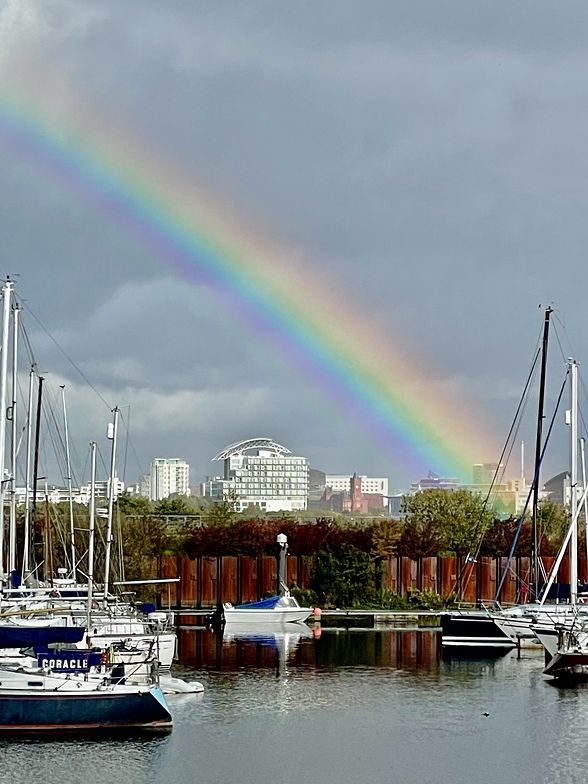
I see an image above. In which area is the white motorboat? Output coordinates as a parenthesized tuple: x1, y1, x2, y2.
(221, 594, 313, 625)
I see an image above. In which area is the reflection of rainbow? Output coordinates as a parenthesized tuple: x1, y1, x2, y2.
(0, 67, 500, 480)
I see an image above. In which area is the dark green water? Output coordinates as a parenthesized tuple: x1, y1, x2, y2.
(1, 628, 585, 784)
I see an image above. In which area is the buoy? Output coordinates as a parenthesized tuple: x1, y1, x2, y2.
(313, 607, 322, 617)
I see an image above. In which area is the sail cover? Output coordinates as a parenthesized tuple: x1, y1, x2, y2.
(235, 596, 282, 610)
(0, 626, 85, 648)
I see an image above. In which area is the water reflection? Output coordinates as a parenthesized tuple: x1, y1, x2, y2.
(177, 626, 443, 675)
(1, 629, 583, 784)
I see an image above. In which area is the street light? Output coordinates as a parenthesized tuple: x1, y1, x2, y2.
(276, 533, 288, 595)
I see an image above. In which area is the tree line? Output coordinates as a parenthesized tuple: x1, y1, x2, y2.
(20, 487, 571, 610)
(108, 487, 574, 563)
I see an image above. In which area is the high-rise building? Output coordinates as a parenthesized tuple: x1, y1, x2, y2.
(204, 437, 309, 512)
(472, 463, 505, 486)
(149, 458, 190, 502)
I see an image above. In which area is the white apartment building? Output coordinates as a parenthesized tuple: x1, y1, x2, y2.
(326, 474, 389, 497)
(204, 438, 309, 512)
(12, 478, 124, 506)
(149, 458, 190, 502)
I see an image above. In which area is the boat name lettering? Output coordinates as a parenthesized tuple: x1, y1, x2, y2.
(38, 656, 88, 670)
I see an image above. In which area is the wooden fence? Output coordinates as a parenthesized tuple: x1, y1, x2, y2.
(150, 554, 585, 609)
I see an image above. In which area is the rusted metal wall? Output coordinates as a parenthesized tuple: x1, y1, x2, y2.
(153, 554, 576, 608)
(420, 557, 437, 592)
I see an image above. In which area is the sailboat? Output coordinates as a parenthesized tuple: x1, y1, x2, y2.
(0, 653, 173, 733)
(0, 418, 174, 733)
(0, 282, 178, 676)
(441, 309, 579, 651)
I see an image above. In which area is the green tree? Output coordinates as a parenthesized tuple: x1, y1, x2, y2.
(311, 544, 375, 607)
(537, 497, 570, 556)
(369, 518, 403, 559)
(115, 492, 153, 516)
(401, 488, 495, 556)
(154, 496, 191, 515)
(204, 491, 239, 527)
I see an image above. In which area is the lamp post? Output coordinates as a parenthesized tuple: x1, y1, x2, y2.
(277, 533, 288, 596)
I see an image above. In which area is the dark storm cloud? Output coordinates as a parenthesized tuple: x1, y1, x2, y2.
(1, 0, 587, 486)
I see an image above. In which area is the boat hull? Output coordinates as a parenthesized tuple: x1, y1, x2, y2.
(0, 686, 172, 733)
(223, 608, 312, 625)
(441, 612, 516, 649)
(543, 649, 588, 678)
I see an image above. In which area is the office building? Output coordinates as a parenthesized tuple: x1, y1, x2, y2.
(204, 437, 309, 513)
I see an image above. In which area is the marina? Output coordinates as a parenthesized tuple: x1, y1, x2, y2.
(5, 626, 588, 784)
(1, 1, 588, 780)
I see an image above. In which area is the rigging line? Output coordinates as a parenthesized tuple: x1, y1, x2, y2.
(550, 318, 573, 370)
(40, 386, 69, 483)
(537, 501, 565, 558)
(18, 319, 38, 372)
(552, 311, 578, 362)
(577, 371, 588, 436)
(20, 301, 112, 410)
(118, 407, 145, 483)
(120, 405, 130, 485)
(467, 346, 542, 560)
(494, 371, 569, 604)
(96, 442, 109, 480)
(458, 351, 540, 600)
(454, 312, 543, 580)
(551, 316, 588, 439)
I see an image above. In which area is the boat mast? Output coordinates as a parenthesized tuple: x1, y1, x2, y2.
(22, 366, 35, 578)
(31, 375, 44, 580)
(531, 306, 552, 599)
(569, 359, 578, 606)
(0, 279, 13, 577)
(581, 438, 588, 569)
(8, 301, 19, 576)
(86, 441, 97, 631)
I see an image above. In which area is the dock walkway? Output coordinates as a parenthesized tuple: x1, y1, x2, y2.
(176, 609, 441, 629)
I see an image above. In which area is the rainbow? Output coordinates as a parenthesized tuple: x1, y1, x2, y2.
(0, 63, 501, 481)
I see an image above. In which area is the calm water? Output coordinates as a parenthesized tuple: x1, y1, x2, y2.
(2, 627, 587, 784)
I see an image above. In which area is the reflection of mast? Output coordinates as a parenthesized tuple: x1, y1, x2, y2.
(276, 632, 292, 679)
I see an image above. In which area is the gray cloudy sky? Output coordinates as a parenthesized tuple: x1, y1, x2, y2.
(0, 0, 587, 492)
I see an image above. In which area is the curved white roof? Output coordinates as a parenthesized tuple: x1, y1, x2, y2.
(213, 437, 292, 460)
